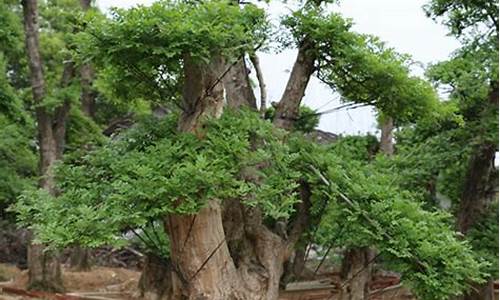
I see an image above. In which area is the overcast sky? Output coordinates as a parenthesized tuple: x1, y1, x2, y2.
(96, 0, 460, 135)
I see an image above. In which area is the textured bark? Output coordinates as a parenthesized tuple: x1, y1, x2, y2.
(165, 53, 298, 300)
(167, 55, 248, 299)
(223, 58, 257, 110)
(22, 0, 64, 291)
(379, 117, 394, 155)
(339, 247, 372, 300)
(68, 246, 91, 272)
(457, 142, 497, 234)
(273, 41, 316, 130)
(79, 0, 96, 118)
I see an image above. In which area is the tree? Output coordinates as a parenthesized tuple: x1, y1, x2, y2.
(12, 1, 489, 299)
(21, 0, 67, 291)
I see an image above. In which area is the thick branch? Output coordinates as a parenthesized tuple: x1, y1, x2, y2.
(249, 53, 267, 115)
(273, 40, 316, 130)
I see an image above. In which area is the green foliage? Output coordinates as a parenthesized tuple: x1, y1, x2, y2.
(282, 7, 439, 124)
(13, 109, 487, 298)
(0, 116, 37, 219)
(13, 110, 301, 247)
(291, 137, 487, 300)
(424, 0, 498, 40)
(78, 0, 268, 107)
(467, 202, 499, 279)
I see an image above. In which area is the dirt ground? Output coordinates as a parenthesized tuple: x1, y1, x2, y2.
(0, 263, 140, 300)
(1, 263, 497, 300)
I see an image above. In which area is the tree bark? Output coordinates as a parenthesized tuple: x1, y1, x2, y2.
(68, 246, 91, 272)
(379, 116, 394, 155)
(273, 41, 316, 130)
(166, 54, 248, 299)
(164, 53, 301, 300)
(457, 82, 498, 234)
(223, 57, 257, 110)
(249, 53, 267, 115)
(22, 0, 70, 291)
(339, 247, 372, 300)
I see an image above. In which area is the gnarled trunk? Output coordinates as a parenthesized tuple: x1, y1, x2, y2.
(339, 247, 372, 300)
(162, 50, 312, 299)
(456, 82, 498, 300)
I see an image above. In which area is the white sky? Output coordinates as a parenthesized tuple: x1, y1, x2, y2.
(96, 0, 460, 135)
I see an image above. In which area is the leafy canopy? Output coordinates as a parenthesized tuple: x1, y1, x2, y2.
(14, 110, 486, 299)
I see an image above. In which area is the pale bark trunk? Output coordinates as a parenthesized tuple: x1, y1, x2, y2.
(273, 41, 316, 130)
(164, 53, 298, 299)
(249, 53, 267, 115)
(166, 54, 247, 299)
(223, 57, 257, 110)
(380, 117, 394, 155)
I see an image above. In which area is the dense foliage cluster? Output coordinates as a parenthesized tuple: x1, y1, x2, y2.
(15, 109, 487, 299)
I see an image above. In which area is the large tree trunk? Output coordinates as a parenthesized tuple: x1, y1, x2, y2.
(456, 142, 497, 234)
(165, 54, 252, 299)
(339, 247, 372, 300)
(163, 52, 305, 299)
(22, 0, 64, 291)
(457, 81, 498, 234)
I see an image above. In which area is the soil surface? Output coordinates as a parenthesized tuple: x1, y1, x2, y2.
(0, 263, 140, 300)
